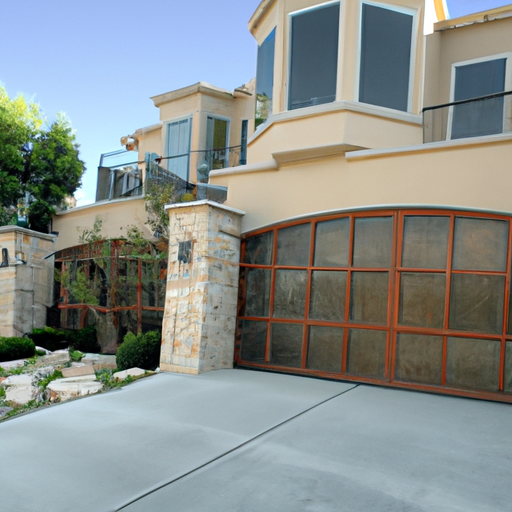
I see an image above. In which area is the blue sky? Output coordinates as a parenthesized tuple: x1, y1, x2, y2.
(0, 0, 509, 206)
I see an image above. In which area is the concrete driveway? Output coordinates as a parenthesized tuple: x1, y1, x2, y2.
(1, 369, 511, 512)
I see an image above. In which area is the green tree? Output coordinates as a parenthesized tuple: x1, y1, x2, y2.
(0, 88, 85, 232)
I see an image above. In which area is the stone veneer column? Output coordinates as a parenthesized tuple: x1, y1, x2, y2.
(0, 227, 56, 337)
(160, 200, 245, 374)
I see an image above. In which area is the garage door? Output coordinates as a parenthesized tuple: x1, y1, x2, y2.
(236, 209, 512, 403)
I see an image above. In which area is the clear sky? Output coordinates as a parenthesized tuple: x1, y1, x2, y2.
(0, 0, 509, 206)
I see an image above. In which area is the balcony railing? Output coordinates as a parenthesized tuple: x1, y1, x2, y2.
(145, 158, 227, 204)
(156, 145, 245, 184)
(423, 90, 512, 143)
(96, 150, 143, 202)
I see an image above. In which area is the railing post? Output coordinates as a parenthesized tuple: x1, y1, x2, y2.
(240, 120, 248, 166)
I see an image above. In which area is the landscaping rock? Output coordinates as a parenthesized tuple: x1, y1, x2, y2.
(0, 359, 27, 370)
(2, 375, 36, 405)
(47, 375, 103, 402)
(39, 350, 70, 366)
(113, 368, 145, 380)
(0, 406, 13, 417)
(35, 346, 51, 355)
(82, 354, 117, 370)
(31, 366, 55, 385)
(61, 364, 95, 378)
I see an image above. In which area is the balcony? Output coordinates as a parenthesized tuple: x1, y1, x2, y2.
(423, 91, 512, 143)
(95, 150, 229, 204)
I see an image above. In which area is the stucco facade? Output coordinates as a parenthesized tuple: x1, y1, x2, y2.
(207, 1, 512, 402)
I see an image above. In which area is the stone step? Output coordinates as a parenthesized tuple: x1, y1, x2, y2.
(114, 368, 146, 380)
(61, 364, 95, 378)
(47, 375, 103, 402)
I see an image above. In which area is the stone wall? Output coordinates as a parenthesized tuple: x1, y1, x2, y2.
(160, 200, 244, 374)
(0, 227, 55, 338)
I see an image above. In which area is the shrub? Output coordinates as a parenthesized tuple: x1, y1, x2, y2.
(28, 327, 71, 352)
(0, 337, 36, 362)
(116, 331, 161, 371)
(29, 326, 100, 353)
(68, 326, 100, 353)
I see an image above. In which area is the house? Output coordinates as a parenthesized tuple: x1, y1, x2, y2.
(42, 0, 512, 403)
(42, 81, 254, 348)
(52, 81, 255, 251)
(189, 0, 512, 403)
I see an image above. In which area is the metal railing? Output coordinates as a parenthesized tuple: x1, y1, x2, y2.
(423, 90, 512, 143)
(145, 157, 227, 204)
(156, 145, 244, 183)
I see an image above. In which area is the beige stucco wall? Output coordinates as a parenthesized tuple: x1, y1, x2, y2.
(424, 14, 512, 108)
(248, 105, 423, 163)
(247, 0, 427, 164)
(147, 84, 254, 183)
(211, 135, 512, 234)
(53, 197, 151, 251)
(250, 0, 426, 116)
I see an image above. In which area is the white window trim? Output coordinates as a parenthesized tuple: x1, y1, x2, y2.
(286, 0, 341, 112)
(354, 1, 418, 113)
(447, 53, 512, 140)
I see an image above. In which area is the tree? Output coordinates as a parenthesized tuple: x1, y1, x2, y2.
(0, 88, 85, 232)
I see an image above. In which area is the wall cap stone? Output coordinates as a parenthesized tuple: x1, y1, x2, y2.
(0, 226, 56, 242)
(165, 200, 245, 217)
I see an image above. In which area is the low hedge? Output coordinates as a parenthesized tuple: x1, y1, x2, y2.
(28, 327, 70, 352)
(28, 326, 100, 353)
(116, 331, 161, 371)
(0, 337, 36, 362)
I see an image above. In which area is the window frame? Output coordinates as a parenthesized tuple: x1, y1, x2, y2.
(447, 53, 512, 140)
(286, 0, 341, 112)
(355, 0, 418, 113)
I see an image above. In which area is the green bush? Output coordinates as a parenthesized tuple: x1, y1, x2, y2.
(29, 326, 100, 353)
(0, 337, 36, 362)
(28, 327, 71, 352)
(68, 326, 100, 353)
(116, 331, 161, 371)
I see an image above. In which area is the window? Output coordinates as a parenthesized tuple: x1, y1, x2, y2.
(450, 57, 507, 139)
(288, 2, 340, 110)
(255, 28, 275, 128)
(205, 116, 229, 172)
(166, 118, 191, 181)
(359, 3, 414, 112)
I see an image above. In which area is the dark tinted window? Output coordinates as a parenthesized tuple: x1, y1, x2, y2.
(255, 28, 275, 127)
(359, 4, 413, 111)
(452, 58, 506, 139)
(289, 3, 339, 110)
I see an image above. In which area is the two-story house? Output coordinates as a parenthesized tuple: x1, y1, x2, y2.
(206, 0, 512, 402)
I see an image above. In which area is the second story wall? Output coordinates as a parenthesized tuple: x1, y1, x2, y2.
(425, 9, 512, 107)
(248, 0, 428, 164)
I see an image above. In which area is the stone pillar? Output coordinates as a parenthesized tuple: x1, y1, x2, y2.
(0, 227, 56, 338)
(160, 200, 245, 374)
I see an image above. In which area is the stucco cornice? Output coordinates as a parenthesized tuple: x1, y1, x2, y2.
(0, 226, 56, 241)
(346, 132, 512, 161)
(249, 0, 276, 35)
(151, 82, 234, 107)
(435, 4, 512, 31)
